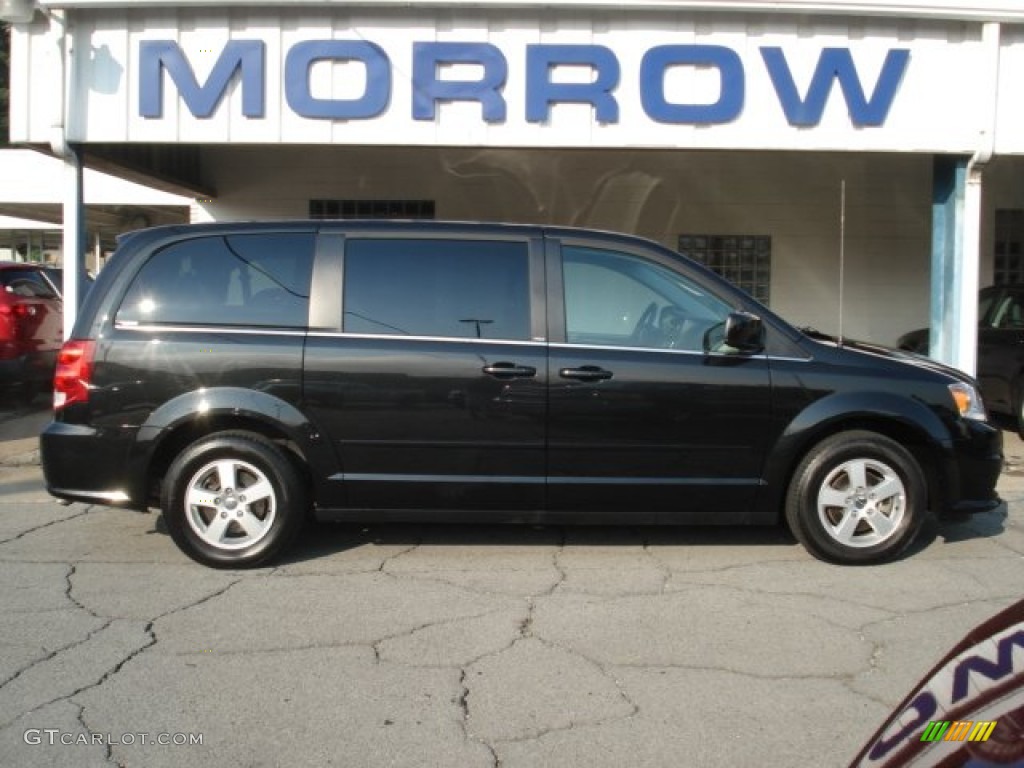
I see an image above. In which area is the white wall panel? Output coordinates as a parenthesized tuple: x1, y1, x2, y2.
(191, 146, 932, 344)
(996, 27, 1024, 155)
(37, 1, 1024, 25)
(13, 8, 1023, 153)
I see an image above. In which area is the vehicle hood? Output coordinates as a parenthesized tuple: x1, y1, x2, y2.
(800, 330, 977, 385)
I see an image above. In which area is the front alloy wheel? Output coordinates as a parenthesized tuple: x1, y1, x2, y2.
(786, 430, 926, 564)
(815, 457, 906, 549)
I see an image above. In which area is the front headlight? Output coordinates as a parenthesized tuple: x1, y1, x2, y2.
(948, 382, 987, 421)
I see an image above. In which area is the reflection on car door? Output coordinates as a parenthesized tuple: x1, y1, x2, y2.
(303, 234, 548, 514)
(545, 238, 774, 520)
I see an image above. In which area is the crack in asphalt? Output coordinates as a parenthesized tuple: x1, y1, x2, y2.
(71, 700, 122, 768)
(373, 605, 526, 667)
(520, 529, 567, 640)
(641, 536, 672, 593)
(377, 541, 422, 572)
(0, 618, 115, 699)
(65, 564, 104, 620)
(0, 571, 248, 731)
(0, 507, 93, 546)
(50, 620, 158, 725)
(457, 668, 501, 768)
(961, 523, 1024, 556)
(150, 577, 245, 624)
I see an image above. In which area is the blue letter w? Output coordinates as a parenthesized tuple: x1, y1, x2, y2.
(760, 47, 909, 127)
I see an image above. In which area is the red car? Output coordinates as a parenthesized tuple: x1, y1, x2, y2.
(0, 263, 65, 402)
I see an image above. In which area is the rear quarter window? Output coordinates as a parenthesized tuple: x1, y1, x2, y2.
(116, 233, 315, 328)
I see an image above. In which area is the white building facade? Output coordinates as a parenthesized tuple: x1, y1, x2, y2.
(6, 0, 1024, 370)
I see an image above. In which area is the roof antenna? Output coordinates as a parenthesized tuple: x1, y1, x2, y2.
(838, 178, 846, 347)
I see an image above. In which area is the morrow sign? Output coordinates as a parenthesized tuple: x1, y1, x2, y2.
(140, 40, 910, 128)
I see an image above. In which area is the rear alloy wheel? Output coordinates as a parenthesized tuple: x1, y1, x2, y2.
(162, 432, 307, 568)
(785, 431, 926, 564)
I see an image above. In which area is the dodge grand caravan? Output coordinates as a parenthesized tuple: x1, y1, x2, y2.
(40, 222, 1003, 568)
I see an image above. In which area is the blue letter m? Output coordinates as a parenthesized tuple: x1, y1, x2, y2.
(952, 629, 1024, 704)
(140, 40, 265, 119)
(761, 47, 908, 127)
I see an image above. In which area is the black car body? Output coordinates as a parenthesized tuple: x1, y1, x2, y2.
(899, 284, 1024, 428)
(40, 222, 1003, 567)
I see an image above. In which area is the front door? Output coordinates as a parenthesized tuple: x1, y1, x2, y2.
(546, 239, 774, 520)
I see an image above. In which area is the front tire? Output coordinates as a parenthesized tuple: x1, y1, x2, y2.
(785, 431, 926, 564)
(162, 431, 307, 568)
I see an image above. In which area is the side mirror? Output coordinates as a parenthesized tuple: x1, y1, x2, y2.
(725, 311, 764, 352)
(704, 311, 764, 354)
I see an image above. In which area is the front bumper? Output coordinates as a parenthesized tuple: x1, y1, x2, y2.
(936, 419, 1003, 519)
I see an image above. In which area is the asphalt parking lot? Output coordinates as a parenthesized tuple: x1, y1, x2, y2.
(0, 397, 1021, 768)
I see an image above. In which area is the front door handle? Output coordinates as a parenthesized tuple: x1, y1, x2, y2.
(559, 365, 613, 381)
(483, 362, 537, 379)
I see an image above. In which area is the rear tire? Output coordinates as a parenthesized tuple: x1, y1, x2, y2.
(162, 431, 307, 568)
(785, 431, 926, 564)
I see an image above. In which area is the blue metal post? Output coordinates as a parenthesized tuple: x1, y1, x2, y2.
(930, 155, 968, 368)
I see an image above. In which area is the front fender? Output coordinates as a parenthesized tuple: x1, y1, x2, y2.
(757, 390, 954, 519)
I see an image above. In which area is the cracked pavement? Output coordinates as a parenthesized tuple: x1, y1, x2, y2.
(0, 402, 1022, 767)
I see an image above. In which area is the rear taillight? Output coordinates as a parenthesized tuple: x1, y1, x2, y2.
(53, 339, 96, 410)
(0, 305, 19, 359)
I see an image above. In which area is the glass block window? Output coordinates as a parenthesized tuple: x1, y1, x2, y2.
(678, 234, 772, 304)
(309, 199, 436, 220)
(994, 210, 1024, 285)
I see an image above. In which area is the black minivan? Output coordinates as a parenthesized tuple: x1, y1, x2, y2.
(40, 221, 1002, 568)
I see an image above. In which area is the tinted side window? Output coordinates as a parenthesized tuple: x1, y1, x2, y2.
(1, 269, 58, 299)
(343, 238, 530, 341)
(562, 246, 731, 351)
(116, 234, 315, 327)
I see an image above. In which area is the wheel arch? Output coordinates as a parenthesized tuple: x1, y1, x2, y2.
(757, 391, 952, 524)
(132, 387, 326, 506)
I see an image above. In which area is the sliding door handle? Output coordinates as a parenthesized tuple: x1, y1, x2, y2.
(559, 366, 613, 381)
(483, 362, 537, 379)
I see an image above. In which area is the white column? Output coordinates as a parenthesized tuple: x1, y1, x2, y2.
(62, 147, 84, 340)
(958, 168, 983, 376)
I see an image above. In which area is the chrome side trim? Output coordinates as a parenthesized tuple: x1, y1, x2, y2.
(115, 323, 306, 337)
(331, 473, 543, 484)
(308, 332, 546, 347)
(548, 342, 768, 359)
(112, 324, 811, 360)
(330, 473, 760, 487)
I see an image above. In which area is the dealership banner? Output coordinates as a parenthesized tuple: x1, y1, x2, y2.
(10, 8, 1024, 153)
